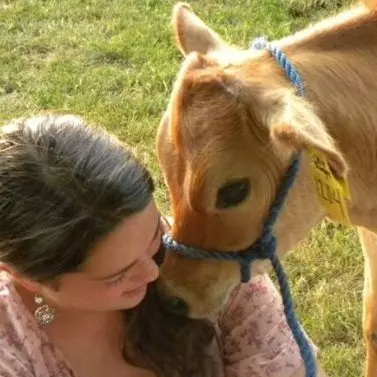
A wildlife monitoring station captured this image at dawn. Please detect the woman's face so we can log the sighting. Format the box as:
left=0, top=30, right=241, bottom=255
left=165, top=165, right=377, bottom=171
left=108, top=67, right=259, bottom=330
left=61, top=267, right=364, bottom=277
left=40, top=200, right=162, bottom=312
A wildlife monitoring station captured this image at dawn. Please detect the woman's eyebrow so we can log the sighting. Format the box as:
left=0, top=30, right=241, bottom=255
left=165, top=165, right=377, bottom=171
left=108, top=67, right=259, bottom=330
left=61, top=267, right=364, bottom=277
left=93, top=216, right=162, bottom=281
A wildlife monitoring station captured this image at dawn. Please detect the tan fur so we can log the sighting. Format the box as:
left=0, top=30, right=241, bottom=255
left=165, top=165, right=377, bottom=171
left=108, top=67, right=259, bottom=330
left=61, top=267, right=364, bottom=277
left=157, top=2, right=377, bottom=376
left=363, top=0, right=377, bottom=10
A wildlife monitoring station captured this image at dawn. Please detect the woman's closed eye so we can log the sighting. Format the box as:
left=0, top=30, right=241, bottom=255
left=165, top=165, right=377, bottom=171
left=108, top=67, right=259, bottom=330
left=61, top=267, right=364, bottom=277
left=104, top=218, right=163, bottom=288
left=106, top=272, right=127, bottom=287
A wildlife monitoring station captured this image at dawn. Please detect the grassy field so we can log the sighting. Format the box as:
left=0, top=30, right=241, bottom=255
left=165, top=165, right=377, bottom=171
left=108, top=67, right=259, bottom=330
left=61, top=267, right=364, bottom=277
left=0, top=0, right=364, bottom=375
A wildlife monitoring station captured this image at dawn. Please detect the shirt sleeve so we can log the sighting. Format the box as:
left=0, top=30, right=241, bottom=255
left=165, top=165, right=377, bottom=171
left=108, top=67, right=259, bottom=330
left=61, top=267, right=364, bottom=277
left=217, top=273, right=317, bottom=377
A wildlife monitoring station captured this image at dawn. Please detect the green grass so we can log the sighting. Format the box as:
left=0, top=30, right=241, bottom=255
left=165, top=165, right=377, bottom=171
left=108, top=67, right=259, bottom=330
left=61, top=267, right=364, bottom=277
left=0, top=0, right=362, bottom=375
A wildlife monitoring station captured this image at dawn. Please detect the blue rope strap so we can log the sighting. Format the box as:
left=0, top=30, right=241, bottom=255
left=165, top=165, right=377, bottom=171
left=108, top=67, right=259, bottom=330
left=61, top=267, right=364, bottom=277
left=162, top=37, right=316, bottom=377
left=251, top=37, right=305, bottom=96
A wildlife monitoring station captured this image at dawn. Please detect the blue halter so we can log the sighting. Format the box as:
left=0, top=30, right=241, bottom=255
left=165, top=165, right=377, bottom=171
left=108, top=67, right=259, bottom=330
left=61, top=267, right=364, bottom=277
left=162, top=37, right=316, bottom=377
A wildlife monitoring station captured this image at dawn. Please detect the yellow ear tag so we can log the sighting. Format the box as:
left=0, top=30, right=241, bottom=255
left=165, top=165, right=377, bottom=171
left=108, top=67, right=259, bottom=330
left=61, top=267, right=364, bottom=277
left=307, top=147, right=351, bottom=226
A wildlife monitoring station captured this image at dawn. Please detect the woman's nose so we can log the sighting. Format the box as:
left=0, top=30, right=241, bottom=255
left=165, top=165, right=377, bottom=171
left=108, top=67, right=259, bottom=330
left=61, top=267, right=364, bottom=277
left=132, top=255, right=160, bottom=284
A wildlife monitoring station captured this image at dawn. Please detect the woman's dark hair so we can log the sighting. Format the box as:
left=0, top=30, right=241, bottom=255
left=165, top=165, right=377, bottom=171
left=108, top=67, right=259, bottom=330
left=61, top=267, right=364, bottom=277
left=0, top=114, right=154, bottom=281
left=0, top=114, right=215, bottom=377
left=125, top=242, right=216, bottom=377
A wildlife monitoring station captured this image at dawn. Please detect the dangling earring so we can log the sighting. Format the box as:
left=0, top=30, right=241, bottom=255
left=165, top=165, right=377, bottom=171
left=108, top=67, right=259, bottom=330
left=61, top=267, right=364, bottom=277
left=34, top=294, right=55, bottom=325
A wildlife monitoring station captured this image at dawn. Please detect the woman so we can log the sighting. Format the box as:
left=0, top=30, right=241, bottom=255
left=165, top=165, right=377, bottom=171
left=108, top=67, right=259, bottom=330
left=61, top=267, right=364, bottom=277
left=0, top=114, right=324, bottom=377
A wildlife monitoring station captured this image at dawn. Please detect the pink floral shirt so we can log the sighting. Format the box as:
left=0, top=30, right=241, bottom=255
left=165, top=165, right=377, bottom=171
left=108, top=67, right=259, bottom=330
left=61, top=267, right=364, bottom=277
left=0, top=272, right=315, bottom=377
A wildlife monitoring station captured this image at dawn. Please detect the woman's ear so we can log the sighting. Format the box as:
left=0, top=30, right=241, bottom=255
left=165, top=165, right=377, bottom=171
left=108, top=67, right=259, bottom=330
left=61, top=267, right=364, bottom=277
left=6, top=266, right=42, bottom=293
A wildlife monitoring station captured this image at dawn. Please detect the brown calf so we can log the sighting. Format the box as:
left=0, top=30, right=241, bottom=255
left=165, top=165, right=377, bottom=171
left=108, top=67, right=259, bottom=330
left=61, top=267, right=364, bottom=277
left=157, top=2, right=377, bottom=376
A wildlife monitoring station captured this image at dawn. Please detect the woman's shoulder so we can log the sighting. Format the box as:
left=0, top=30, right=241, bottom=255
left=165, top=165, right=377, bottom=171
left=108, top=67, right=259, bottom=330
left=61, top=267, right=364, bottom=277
left=0, top=272, right=37, bottom=376
left=0, top=271, right=28, bottom=322
left=0, top=271, right=22, bottom=329
left=0, top=272, right=75, bottom=377
left=0, top=271, right=39, bottom=350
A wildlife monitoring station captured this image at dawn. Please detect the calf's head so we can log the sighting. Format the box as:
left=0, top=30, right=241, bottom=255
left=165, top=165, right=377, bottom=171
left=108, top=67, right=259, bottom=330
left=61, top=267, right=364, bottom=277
left=156, top=3, right=347, bottom=318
